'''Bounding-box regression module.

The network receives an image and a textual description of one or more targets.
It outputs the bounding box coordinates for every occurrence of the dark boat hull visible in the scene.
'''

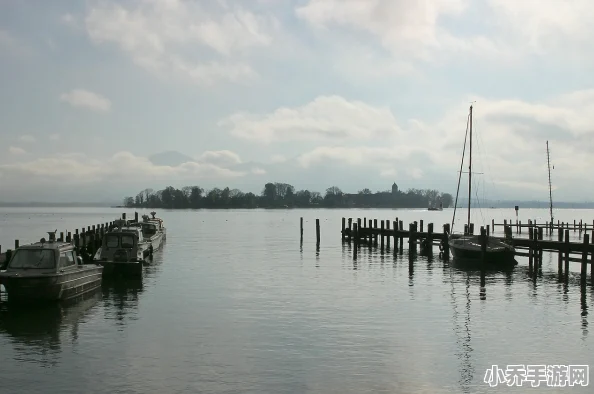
[448,235,516,266]
[0,266,103,303]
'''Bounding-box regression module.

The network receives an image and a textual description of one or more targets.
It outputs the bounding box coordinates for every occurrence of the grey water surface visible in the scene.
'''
[0,207,593,393]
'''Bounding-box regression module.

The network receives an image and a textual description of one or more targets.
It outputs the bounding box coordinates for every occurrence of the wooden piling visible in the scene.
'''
[480,227,487,265]
[528,227,534,271]
[353,224,358,258]
[558,229,563,277]
[386,220,391,248]
[341,217,346,241]
[538,227,543,265]
[420,220,424,233]
[581,234,589,284]
[374,219,378,245]
[393,221,398,253]
[427,223,434,254]
[564,229,570,281]
[315,219,320,245]
[409,223,416,255]
[380,220,385,251]
[300,217,303,241]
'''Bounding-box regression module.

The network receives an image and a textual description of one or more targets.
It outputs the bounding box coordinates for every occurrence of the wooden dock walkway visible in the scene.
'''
[0,212,139,268]
[334,216,594,286]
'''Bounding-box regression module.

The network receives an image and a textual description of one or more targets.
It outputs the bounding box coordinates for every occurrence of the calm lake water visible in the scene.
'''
[0,207,593,393]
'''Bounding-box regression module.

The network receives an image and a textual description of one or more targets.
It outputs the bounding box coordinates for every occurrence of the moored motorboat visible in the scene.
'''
[140,211,166,252]
[0,231,103,303]
[94,220,150,277]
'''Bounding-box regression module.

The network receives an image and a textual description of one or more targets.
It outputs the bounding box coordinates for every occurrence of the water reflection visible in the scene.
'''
[101,277,143,327]
[0,290,101,364]
[581,284,589,338]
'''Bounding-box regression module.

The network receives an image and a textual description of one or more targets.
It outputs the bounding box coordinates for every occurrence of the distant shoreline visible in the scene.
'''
[2,203,594,209]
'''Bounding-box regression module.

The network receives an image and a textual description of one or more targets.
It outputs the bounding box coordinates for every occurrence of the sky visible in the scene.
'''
[1,0,594,203]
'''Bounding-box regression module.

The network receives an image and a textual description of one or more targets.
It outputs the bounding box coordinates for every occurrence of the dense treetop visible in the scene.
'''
[123,183,453,209]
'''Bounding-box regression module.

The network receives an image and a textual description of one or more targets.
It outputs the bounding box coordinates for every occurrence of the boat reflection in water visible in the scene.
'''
[101,276,144,325]
[0,289,102,362]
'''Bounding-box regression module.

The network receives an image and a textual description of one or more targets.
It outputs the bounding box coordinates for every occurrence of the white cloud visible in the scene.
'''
[221,90,594,198]
[60,89,111,112]
[251,167,266,175]
[295,0,594,68]
[296,0,468,61]
[197,150,242,167]
[19,135,36,143]
[8,146,26,155]
[49,134,61,141]
[221,95,401,143]
[0,151,245,185]
[84,0,278,85]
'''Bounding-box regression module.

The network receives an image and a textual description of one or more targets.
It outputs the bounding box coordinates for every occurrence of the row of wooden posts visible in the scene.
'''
[495,218,594,237]
[0,212,138,267]
[300,216,594,286]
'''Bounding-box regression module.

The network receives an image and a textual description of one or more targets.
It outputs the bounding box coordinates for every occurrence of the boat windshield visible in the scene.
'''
[8,249,56,269]
[121,234,135,248]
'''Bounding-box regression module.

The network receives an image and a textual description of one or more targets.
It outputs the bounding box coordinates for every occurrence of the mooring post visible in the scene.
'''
[492,219,495,231]
[392,221,398,252]
[574,220,576,232]
[464,224,469,236]
[420,220,424,233]
[470,223,474,235]
[380,220,385,252]
[67,232,72,243]
[427,223,434,254]
[135,211,139,223]
[504,219,507,230]
[300,217,303,241]
[409,222,416,254]
[353,224,359,258]
[565,229,570,281]
[486,225,490,237]
[341,218,346,241]
[558,228,563,277]
[538,227,543,265]
[480,227,487,265]
[315,219,320,245]
[528,226,534,271]
[386,220,391,249]
[364,218,367,228]
[373,219,378,245]
[581,233,590,284]
[348,218,352,243]
[122,213,126,220]
[74,233,80,251]
[59,232,64,242]
[399,220,404,251]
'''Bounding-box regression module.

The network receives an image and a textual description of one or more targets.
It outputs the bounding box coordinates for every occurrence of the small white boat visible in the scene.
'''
[0,231,103,303]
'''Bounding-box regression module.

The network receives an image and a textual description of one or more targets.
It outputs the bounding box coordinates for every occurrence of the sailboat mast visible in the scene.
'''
[546,141,554,224]
[467,105,473,230]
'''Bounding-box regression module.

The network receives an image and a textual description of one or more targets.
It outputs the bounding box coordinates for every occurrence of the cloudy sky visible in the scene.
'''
[1,0,593,203]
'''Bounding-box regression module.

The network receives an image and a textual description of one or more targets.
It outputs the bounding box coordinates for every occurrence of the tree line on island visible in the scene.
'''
[123,182,453,209]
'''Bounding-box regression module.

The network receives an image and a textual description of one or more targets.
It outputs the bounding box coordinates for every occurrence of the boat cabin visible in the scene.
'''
[4,231,83,274]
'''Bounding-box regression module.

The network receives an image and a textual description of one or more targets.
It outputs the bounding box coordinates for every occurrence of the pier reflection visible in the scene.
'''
[0,290,101,364]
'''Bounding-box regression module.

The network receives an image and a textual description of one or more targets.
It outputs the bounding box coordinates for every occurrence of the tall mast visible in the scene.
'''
[546,141,554,224]
[467,105,473,230]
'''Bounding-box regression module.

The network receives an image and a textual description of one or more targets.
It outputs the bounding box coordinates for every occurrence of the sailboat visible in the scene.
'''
[448,105,516,264]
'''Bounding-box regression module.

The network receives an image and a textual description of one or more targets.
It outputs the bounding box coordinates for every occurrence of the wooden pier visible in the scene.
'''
[0,212,140,269]
[337,216,594,285]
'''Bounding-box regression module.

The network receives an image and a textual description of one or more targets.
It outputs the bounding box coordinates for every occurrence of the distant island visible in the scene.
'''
[122,182,453,209]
